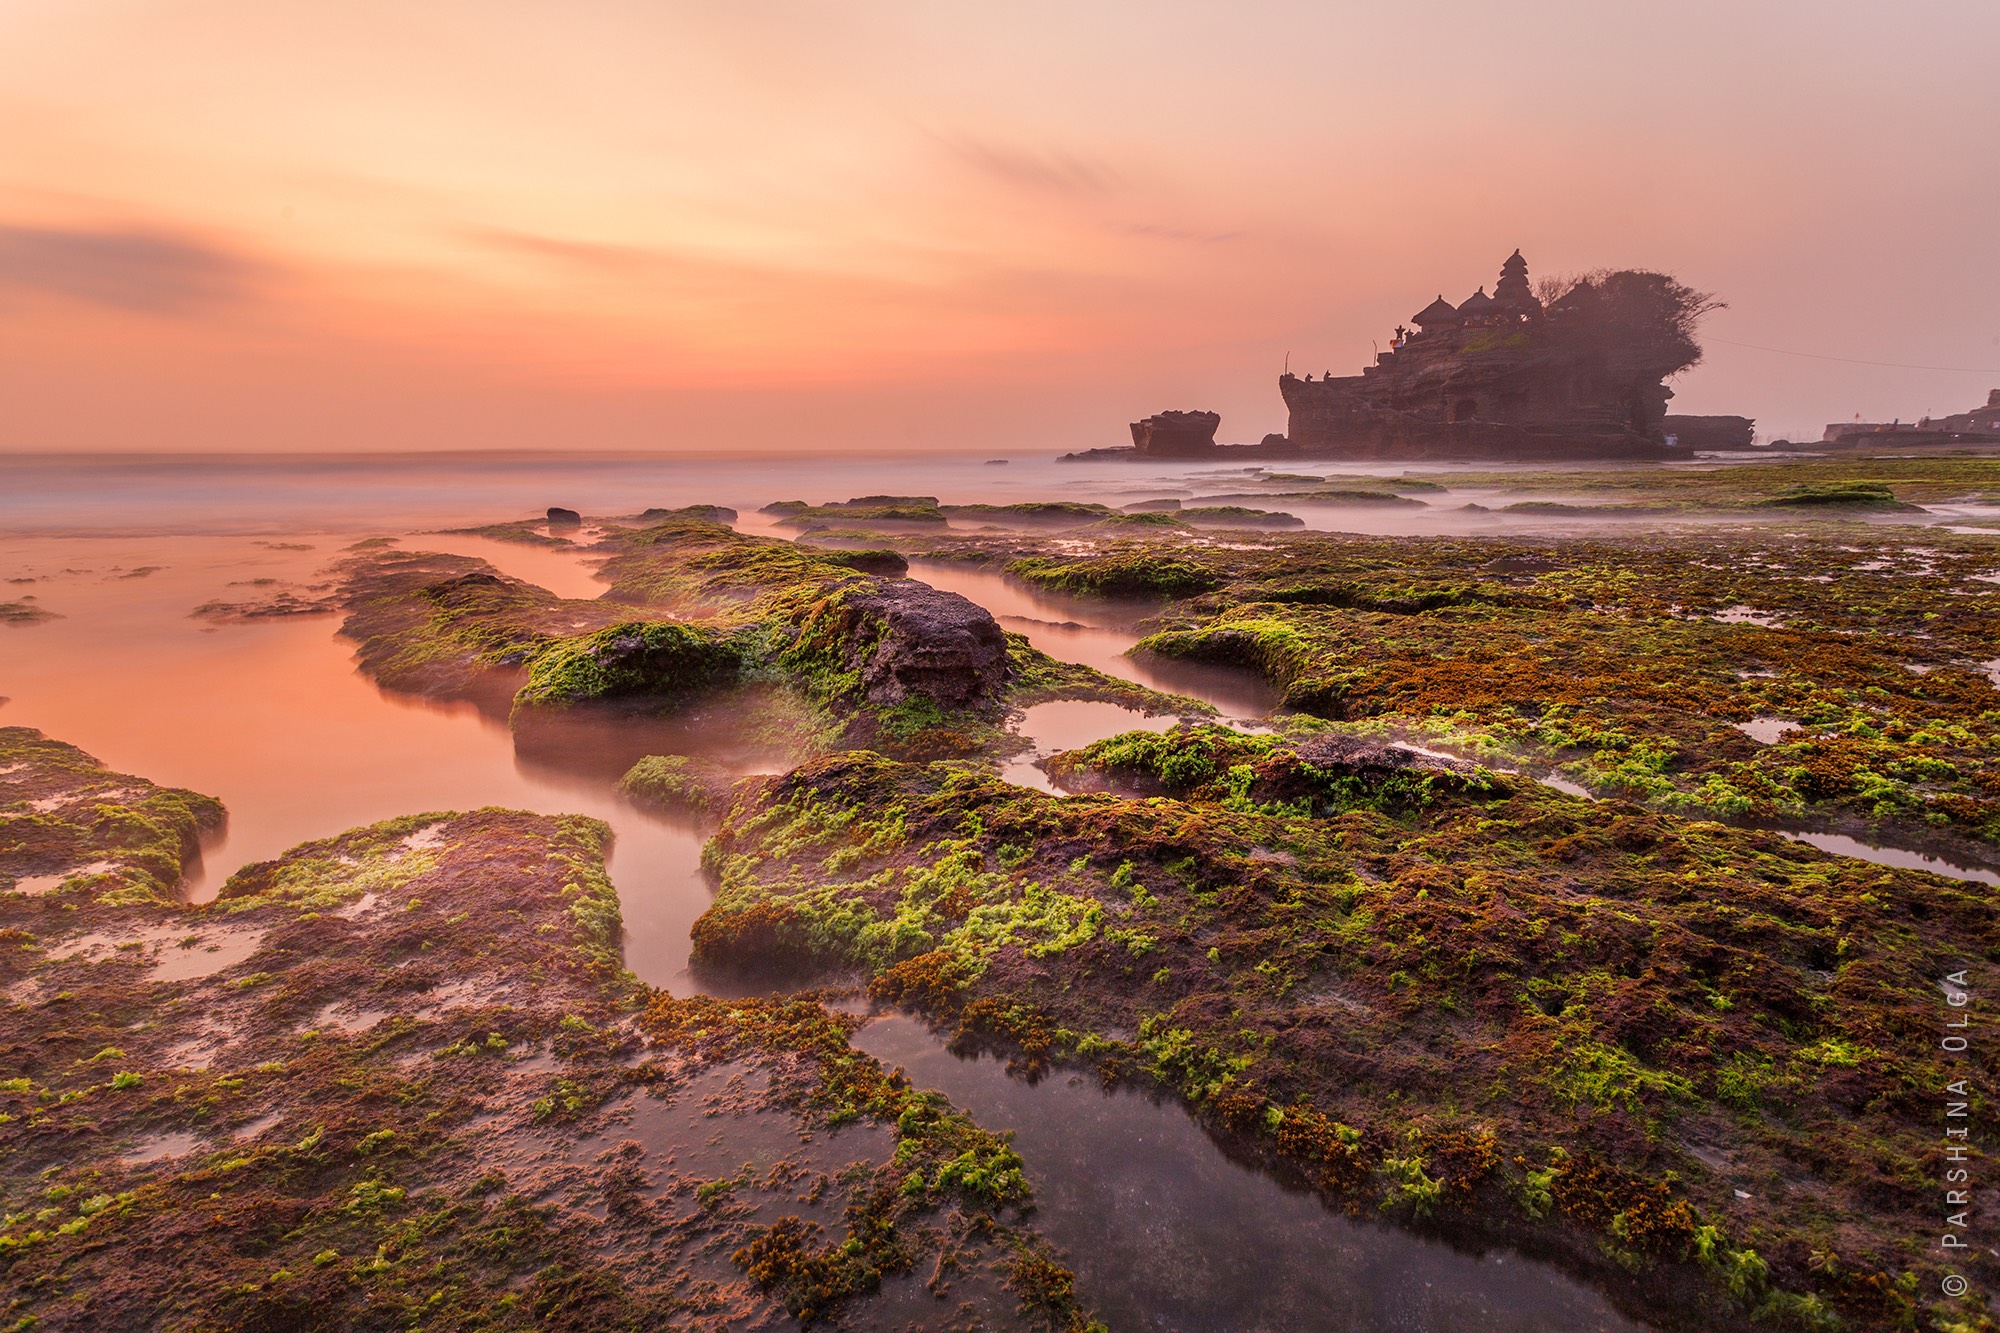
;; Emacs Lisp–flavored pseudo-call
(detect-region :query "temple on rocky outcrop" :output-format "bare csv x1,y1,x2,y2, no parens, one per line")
1275,251,1718,460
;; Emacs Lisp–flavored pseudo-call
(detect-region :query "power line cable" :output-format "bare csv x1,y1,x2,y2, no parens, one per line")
1706,336,2000,375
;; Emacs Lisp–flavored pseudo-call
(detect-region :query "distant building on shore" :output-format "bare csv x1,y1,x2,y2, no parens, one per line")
1824,390,2000,446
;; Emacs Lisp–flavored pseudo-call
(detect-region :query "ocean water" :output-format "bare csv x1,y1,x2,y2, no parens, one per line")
3,446,1936,539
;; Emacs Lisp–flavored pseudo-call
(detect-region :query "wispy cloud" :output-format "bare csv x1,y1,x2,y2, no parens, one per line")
1118,222,1245,245
938,134,1123,195
462,228,661,272
0,223,263,314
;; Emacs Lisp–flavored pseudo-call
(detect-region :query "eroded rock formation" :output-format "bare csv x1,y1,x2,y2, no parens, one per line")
1129,409,1221,456
1662,414,1756,449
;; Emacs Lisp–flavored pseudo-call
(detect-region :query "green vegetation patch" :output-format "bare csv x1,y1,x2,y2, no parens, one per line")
1754,482,1922,511
1179,506,1305,529
341,522,1068,760
1038,522,2000,855
940,501,1116,528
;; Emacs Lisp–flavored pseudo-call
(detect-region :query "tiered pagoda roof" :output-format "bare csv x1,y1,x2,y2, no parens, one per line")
1411,295,1461,326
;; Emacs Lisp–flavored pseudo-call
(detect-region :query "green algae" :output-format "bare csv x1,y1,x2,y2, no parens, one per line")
255,478,2000,1329
1080,510,1192,534
963,523,2000,856
1754,482,1922,511
340,552,633,698
940,501,1116,527
1437,453,2000,509
516,620,744,708
1179,506,1305,529
343,518,1197,763
773,503,949,530
795,545,908,575
617,755,737,816
1008,552,1221,597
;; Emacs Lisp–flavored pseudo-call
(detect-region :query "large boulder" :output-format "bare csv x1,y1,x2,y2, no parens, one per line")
791,580,1010,710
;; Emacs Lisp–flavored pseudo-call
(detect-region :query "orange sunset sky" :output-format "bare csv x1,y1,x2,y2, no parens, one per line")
1,0,1996,455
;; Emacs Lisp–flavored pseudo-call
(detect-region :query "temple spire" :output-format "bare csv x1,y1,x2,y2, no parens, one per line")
1493,248,1538,314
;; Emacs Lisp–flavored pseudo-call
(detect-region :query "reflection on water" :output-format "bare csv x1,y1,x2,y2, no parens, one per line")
1733,716,1797,745
411,532,611,601
855,1014,1643,1333
908,559,1282,718
1781,830,2000,886
0,533,714,989
1003,701,1175,793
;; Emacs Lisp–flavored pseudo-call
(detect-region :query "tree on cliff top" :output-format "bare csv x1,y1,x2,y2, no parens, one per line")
1535,269,1724,376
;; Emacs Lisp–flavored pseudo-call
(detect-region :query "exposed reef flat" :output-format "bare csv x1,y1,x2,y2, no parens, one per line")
17,456,2000,1332
692,743,1997,1331
1113,528,2000,861
0,736,1093,1331
821,502,2000,866
1420,454,2000,512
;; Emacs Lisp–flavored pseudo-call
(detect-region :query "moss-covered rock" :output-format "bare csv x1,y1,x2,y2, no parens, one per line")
342,520,1184,762
1178,506,1305,529
780,580,1010,711
940,501,1116,528
1046,724,1494,814
516,620,743,708
339,554,634,698
1753,483,1915,509
616,754,739,815
0,727,223,904
797,545,909,575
